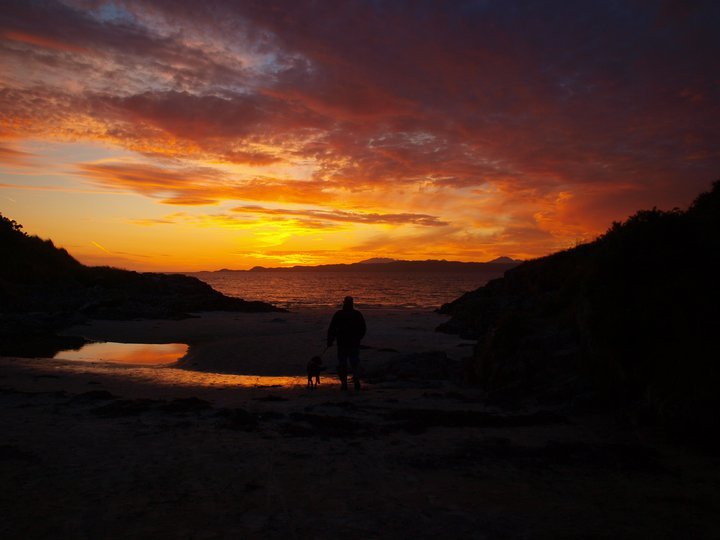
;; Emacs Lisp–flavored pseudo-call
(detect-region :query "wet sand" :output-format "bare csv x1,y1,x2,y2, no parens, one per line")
1,309,719,539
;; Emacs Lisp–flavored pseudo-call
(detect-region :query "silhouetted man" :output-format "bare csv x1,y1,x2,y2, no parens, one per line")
327,296,366,391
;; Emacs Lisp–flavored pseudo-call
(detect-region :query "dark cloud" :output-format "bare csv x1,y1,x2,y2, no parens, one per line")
5,1,718,195
0,0,248,92
90,90,329,140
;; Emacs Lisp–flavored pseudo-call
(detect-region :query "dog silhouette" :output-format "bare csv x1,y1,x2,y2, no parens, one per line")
306,356,325,389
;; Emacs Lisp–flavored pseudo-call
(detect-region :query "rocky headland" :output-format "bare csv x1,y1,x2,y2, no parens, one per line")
438,180,720,442
0,215,282,356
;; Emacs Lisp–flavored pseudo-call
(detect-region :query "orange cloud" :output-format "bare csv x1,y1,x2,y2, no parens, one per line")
78,162,225,204
75,161,342,206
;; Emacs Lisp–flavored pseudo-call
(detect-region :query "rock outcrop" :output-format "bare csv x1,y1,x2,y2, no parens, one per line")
0,215,283,354
438,180,720,437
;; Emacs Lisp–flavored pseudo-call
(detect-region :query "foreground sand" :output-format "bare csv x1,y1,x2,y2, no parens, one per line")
1,309,719,539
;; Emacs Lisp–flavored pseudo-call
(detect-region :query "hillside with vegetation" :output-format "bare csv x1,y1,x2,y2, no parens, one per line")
439,181,720,438
0,215,282,354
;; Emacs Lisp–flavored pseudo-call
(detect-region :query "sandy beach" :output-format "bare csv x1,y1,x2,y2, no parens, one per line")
2,309,719,539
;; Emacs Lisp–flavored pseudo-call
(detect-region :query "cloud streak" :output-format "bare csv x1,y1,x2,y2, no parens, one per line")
0,144,34,165
76,161,341,205
232,205,449,227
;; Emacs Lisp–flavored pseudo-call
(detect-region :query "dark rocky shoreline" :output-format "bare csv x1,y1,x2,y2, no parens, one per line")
1,213,284,356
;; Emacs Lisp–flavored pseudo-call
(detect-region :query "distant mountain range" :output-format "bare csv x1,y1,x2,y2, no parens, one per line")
210,257,522,273
357,257,399,264
357,256,519,265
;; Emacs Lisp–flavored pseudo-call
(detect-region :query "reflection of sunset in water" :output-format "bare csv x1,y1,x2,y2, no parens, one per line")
143,371,302,389
45,354,304,389
55,342,188,365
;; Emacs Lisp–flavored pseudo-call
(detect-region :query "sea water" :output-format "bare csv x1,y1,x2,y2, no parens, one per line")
189,270,492,310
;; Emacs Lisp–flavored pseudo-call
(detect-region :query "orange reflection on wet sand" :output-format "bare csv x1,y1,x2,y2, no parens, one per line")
50,342,307,388
145,370,303,389
45,346,304,388
55,342,188,365
49,360,304,389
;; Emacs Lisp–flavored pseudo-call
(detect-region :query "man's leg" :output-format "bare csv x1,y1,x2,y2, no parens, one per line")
337,348,349,390
349,347,361,390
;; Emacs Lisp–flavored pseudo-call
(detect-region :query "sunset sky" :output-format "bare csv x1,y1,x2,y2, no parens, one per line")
1,1,719,271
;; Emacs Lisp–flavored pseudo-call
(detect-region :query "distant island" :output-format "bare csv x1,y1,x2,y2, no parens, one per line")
209,256,522,273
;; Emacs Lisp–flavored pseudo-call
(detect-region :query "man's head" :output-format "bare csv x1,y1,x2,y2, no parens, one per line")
343,296,354,309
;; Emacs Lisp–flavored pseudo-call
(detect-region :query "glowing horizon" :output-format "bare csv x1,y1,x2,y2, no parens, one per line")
1,1,719,271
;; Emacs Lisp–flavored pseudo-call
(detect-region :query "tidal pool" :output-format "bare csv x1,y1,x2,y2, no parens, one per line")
54,342,188,365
